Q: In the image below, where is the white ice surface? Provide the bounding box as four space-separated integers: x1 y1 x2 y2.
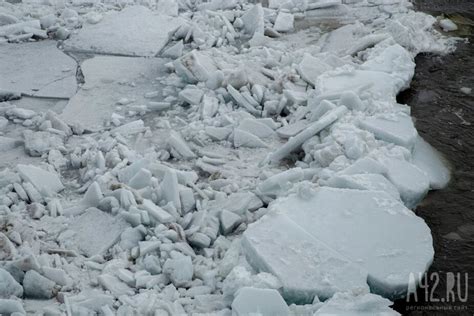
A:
60 56 167 131
358 113 418 149
315 291 400 316
231 287 289 316
66 207 129 257
64 6 185 56
412 136 451 190
17 164 64 197
381 158 431 209
0 41 77 98
243 187 433 301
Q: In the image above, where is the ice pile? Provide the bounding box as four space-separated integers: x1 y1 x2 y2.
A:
0 0 457 314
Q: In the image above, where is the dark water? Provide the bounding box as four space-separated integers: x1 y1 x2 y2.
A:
393 1 474 315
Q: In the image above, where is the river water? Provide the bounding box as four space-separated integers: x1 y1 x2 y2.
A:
393 1 474 315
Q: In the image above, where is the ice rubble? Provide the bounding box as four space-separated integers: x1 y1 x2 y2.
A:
0 0 457 314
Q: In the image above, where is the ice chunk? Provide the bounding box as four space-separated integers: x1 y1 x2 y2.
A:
142 199 174 223
179 87 204 105
206 127 232 141
361 44 415 90
23 130 64 157
161 169 181 212
129 168 152 190
111 120 145 136
242 212 368 303
219 210 241 235
241 4 265 46
273 11 294 33
0 136 21 151
17 164 64 197
23 270 56 299
158 0 179 16
98 274 133 296
244 187 433 301
174 50 218 84
297 53 331 86
69 208 129 257
162 40 183 59
267 106 347 164
439 18 458 32
0 268 23 298
231 287 289 316
315 291 399 315
359 113 418 149
227 85 261 116
276 120 308 139
233 129 268 148
64 6 184 56
412 136 450 189
163 254 193 287
381 158 430 209
0 299 25 315
61 56 167 131
323 173 400 200
238 119 275 139
0 41 77 98
341 157 387 176
168 131 196 159
256 168 315 199
339 90 365 111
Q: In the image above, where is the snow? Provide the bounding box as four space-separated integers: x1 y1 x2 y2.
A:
0 41 77 98
231 287 290 316
244 187 433 301
64 6 185 56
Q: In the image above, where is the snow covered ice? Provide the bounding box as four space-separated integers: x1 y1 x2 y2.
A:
0 0 458 314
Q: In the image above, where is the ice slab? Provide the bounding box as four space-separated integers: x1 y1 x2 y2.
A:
381 158 430 209
64 6 185 56
17 164 64 197
358 113 418 149
323 173 400 200
412 136 450 190
231 287 290 316
273 11 294 33
61 56 167 131
297 53 331 86
68 207 129 257
242 212 369 303
0 41 77 98
315 291 400 316
315 69 405 103
243 187 433 302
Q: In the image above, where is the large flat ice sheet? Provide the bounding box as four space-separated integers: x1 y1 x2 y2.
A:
0 41 77 98
63 6 185 57
60 56 167 131
243 187 433 301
